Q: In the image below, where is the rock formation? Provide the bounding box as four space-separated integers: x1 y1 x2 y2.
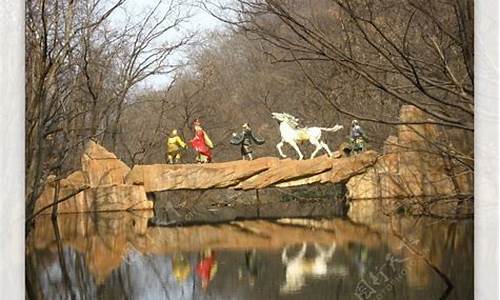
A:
125 151 378 191
34 141 377 214
81 141 130 187
347 105 473 200
34 105 472 215
33 141 153 215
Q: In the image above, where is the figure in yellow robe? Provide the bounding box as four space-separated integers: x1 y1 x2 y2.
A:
166 129 186 164
171 253 191 284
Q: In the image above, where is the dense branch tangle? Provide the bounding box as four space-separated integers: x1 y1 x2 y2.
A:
25 0 193 223
203 0 473 131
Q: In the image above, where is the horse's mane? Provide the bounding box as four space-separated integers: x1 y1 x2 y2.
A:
282 113 300 128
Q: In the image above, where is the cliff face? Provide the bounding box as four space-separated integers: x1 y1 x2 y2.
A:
346 105 473 219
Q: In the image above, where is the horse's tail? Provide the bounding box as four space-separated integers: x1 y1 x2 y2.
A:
318 124 343 132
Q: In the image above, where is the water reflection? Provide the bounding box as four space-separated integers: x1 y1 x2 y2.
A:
238 249 259 287
172 253 191 284
26 212 473 299
196 248 218 291
280 242 345 294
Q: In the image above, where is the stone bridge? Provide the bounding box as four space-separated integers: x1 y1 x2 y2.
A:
34 105 472 215
125 150 379 191
34 141 379 214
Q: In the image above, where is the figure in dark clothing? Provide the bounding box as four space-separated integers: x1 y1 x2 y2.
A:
238 249 261 287
350 120 366 154
230 123 265 160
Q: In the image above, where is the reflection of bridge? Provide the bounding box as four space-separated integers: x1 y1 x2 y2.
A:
27 212 383 284
27 211 471 293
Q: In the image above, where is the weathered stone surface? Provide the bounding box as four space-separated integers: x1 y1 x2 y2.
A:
346 154 407 199
237 154 337 190
46 171 89 188
323 150 379 183
82 140 130 187
126 151 379 192
85 184 152 212
34 182 152 214
126 157 280 191
398 105 440 144
34 141 152 214
273 151 378 188
346 105 473 200
34 171 90 214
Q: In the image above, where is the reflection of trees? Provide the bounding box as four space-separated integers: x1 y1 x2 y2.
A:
26 247 97 299
388 216 473 298
52 217 76 299
26 212 472 299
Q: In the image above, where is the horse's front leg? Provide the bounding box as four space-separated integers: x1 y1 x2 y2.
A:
289 140 304 160
276 140 287 158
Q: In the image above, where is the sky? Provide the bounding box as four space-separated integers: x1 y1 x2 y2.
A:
111 0 225 89
121 0 222 32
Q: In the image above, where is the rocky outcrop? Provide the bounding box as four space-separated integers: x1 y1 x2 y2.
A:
125 151 379 192
35 106 472 216
125 157 280 190
81 141 130 187
34 141 153 214
35 141 378 215
273 151 378 188
34 171 90 213
346 105 473 201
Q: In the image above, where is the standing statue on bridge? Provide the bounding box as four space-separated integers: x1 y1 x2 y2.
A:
190 119 213 163
349 120 367 155
271 112 343 160
230 123 265 160
166 129 187 164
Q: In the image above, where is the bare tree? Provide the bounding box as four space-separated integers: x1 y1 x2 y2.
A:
200 0 473 167
25 0 126 217
25 0 193 222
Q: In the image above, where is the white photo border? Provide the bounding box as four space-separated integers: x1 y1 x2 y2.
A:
475 0 500 299
0 0 25 299
0 0 498 299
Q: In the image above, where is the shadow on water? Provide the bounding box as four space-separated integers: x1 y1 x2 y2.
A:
26 189 473 300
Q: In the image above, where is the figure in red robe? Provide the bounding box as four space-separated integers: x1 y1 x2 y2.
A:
190 119 213 163
196 248 217 290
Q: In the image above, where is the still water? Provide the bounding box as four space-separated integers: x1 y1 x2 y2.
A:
26 208 473 300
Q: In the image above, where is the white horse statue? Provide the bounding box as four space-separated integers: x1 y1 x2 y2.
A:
271 112 343 160
280 242 348 294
